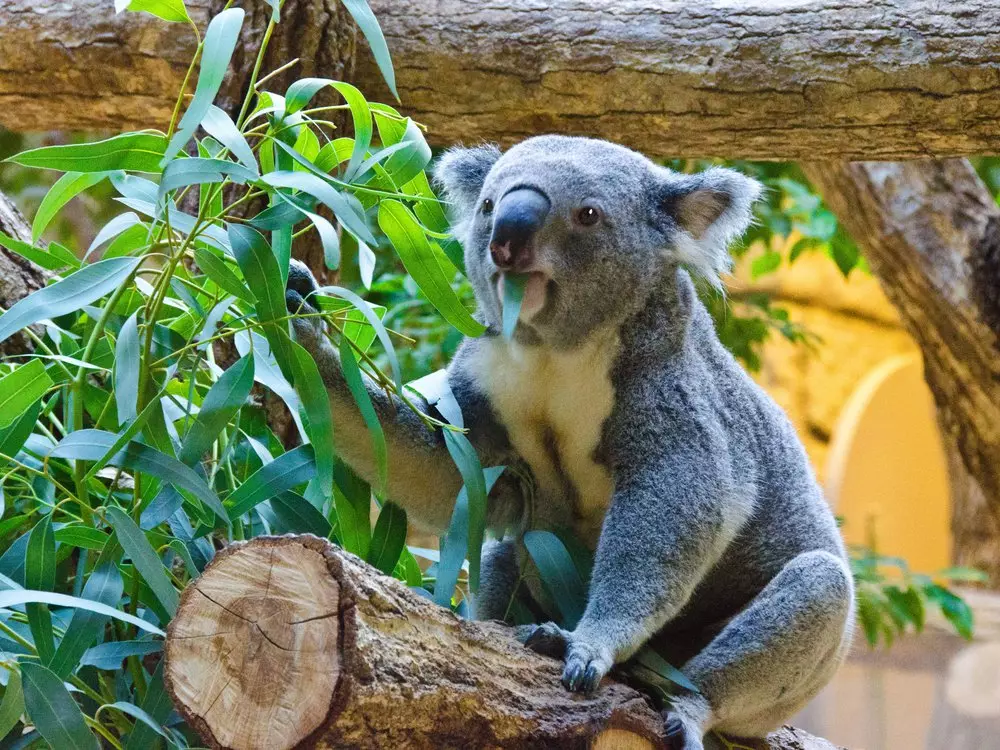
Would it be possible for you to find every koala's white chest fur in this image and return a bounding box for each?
[471,332,619,547]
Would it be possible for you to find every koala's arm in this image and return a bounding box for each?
[553,425,749,692]
[286,272,510,533]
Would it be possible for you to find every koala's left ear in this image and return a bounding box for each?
[657,167,762,287]
[432,144,502,221]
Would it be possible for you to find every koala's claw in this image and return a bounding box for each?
[561,640,612,695]
[522,622,569,659]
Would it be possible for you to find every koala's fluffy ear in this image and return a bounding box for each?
[658,167,762,287]
[432,144,502,220]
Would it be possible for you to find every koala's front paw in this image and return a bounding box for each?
[561,638,613,695]
[521,621,569,659]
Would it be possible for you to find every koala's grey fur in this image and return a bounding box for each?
[285,135,854,749]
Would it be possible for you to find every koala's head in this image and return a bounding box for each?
[433,135,761,348]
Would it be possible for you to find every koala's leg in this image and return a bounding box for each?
[285,262,463,532]
[667,550,854,748]
[472,537,521,621]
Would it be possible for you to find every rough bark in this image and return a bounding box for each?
[4,1,1000,160]
[0,191,46,355]
[802,160,1000,584]
[164,535,844,750]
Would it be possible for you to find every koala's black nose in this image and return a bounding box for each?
[489,188,550,271]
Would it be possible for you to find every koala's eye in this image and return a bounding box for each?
[575,205,602,227]
[481,198,494,215]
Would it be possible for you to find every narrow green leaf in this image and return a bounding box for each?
[290,344,333,500]
[269,492,331,536]
[25,516,56,664]
[0,257,140,346]
[0,668,23,741]
[7,133,169,174]
[0,361,52,430]
[0,401,41,464]
[0,230,72,271]
[273,191,340,269]
[445,433,491,592]
[51,430,228,526]
[124,662,172,750]
[53,526,109,552]
[97,701,174,744]
[332,461,371,557]
[158,157,256,205]
[123,0,191,24]
[106,507,179,617]
[367,502,407,575]
[177,355,254,466]
[378,200,485,337]
[201,105,258,172]
[85,212,143,260]
[524,529,587,628]
[49,555,124,679]
[286,80,372,180]
[114,311,141,425]
[501,273,527,341]
[194,248,254,303]
[341,0,397,98]
[162,8,246,164]
[338,334,387,492]
[633,647,700,693]
[32,172,110,243]
[374,114,431,187]
[228,224,297,381]
[262,170,376,245]
[81,640,161,671]
[226,444,316,519]
[20,663,99,750]
[316,286,400,393]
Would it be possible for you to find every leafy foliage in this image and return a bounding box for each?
[0,1,985,746]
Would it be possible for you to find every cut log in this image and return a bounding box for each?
[163,534,844,750]
[802,160,1000,584]
[3,0,1000,160]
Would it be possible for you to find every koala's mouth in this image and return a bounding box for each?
[496,271,551,322]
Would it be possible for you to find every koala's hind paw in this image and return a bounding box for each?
[663,712,704,750]
[561,639,612,695]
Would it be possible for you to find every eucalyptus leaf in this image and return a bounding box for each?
[32,172,111,243]
[0,361,52,430]
[21,663,99,750]
[7,133,169,174]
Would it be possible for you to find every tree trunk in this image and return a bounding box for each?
[4,0,1000,160]
[0,191,46,355]
[802,160,1000,583]
[163,535,844,750]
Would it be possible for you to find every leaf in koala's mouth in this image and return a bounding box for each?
[501,273,528,340]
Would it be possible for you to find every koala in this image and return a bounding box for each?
[285,135,854,749]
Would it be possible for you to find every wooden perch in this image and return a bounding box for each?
[3,0,1000,159]
[163,535,844,750]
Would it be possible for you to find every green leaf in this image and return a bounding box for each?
[162,8,246,165]
[338,334,387,492]
[316,285,401,392]
[97,701,174,745]
[443,432,487,590]
[226,444,316,519]
[53,526,109,552]
[85,212,143,260]
[119,0,191,22]
[178,355,254,466]
[201,105,258,172]
[106,507,179,617]
[750,250,782,279]
[332,461,371,557]
[524,529,587,628]
[25,516,56,664]
[7,133,169,174]
[269,492,331,536]
[435,465,504,607]
[158,157,257,205]
[926,583,974,639]
[114,311,141,425]
[341,0,397,98]
[273,191,340,270]
[0,398,41,465]
[368,502,407,575]
[0,230,73,272]
[262,170,376,245]
[0,668,23,741]
[228,224,297,381]
[290,344,334,500]
[0,257,141,346]
[20,663,99,750]
[51,430,228,526]
[124,662,172,750]
[0,361,52,430]
[287,80,372,181]
[378,200,485,337]
[633,646,699,693]
[81,640,162,671]
[49,554,124,679]
[32,172,110,243]
[194,247,254,303]
[501,273,527,341]
[374,114,431,187]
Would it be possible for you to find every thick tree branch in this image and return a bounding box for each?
[3,1,1000,159]
[803,160,1000,582]
[164,535,844,750]
[0,191,45,355]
